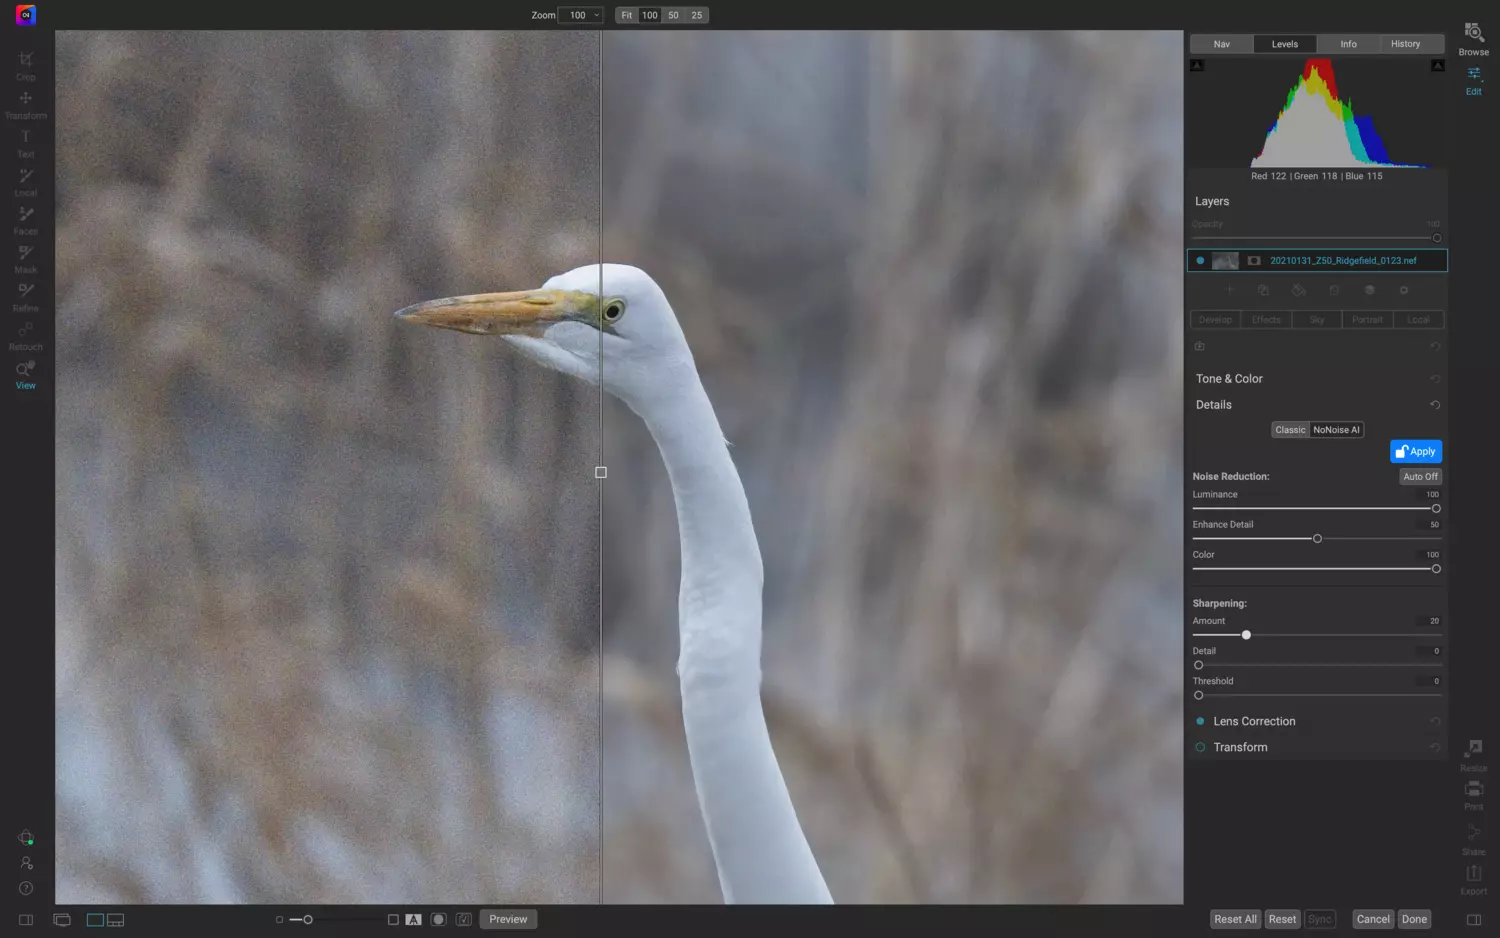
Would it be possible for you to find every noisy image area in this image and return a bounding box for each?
[56,30,1183,904]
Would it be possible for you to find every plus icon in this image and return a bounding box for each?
[19,92,31,105]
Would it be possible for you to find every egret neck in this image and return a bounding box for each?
[630,369,833,904]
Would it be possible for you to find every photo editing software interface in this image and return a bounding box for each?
[5,7,1497,936]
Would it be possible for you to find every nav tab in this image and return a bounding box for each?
[1381,35,1445,55]
[1190,35,1254,54]
[1318,35,1383,54]
[1255,35,1317,54]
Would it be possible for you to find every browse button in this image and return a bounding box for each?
[480,909,538,930]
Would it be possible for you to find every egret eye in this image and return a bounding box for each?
[602,298,626,324]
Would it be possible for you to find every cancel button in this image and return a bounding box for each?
[1397,909,1432,929]
[1353,909,1394,929]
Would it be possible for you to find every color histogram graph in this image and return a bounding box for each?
[1252,58,1426,168]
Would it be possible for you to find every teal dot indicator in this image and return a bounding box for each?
[1195,717,1205,725]
[1194,741,1207,752]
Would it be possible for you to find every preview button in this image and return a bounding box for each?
[479,909,537,930]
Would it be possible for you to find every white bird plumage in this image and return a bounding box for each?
[395,263,833,904]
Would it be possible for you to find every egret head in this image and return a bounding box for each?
[394,263,692,405]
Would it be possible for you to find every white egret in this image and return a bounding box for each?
[395,263,833,904]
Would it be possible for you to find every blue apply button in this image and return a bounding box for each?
[1390,439,1442,463]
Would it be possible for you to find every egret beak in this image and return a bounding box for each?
[394,289,596,337]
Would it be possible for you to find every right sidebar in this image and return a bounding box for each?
[1184,35,1449,762]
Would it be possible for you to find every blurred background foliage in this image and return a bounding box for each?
[56,30,1182,904]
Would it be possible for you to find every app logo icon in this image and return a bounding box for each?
[15,4,36,25]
